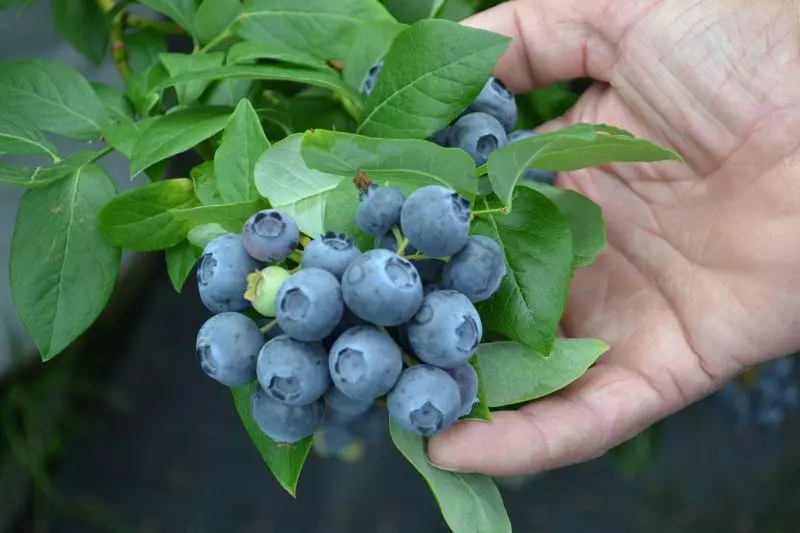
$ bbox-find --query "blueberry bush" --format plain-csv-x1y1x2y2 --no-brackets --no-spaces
0,0,684,530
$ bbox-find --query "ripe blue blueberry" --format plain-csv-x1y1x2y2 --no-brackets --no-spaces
250,386,325,443
324,386,373,417
387,365,461,436
301,232,361,279
362,60,383,96
448,112,508,166
508,130,558,185
429,125,451,146
446,363,480,418
197,234,260,313
242,209,299,262
342,249,423,326
468,77,518,132
400,185,471,258
276,268,344,342
408,290,482,369
195,312,263,387
356,184,405,237
375,233,444,284
441,235,507,302
256,335,330,406
328,325,403,402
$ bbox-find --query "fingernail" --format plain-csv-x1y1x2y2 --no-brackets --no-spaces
425,453,471,473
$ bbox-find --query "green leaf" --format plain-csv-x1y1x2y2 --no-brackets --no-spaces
301,130,477,196
472,187,572,354
202,79,254,107
125,28,167,74
232,382,312,496
382,0,445,23
51,0,109,65
323,176,371,251
139,0,200,36
103,117,156,160
520,182,606,268
254,134,340,237
488,124,683,208
153,65,361,108
522,82,580,128
0,111,58,158
159,52,226,105
165,240,201,292
462,356,491,422
92,83,135,125
194,0,241,45
390,420,511,533
214,99,270,204
0,150,99,189
342,20,407,91
190,161,222,205
226,42,329,70
187,223,228,248
0,60,105,141
235,0,393,61
357,20,509,139
126,63,169,118
611,425,661,478
130,106,231,177
437,0,477,21
476,339,609,407
288,94,355,133
10,165,120,360
98,178,201,251
170,199,266,233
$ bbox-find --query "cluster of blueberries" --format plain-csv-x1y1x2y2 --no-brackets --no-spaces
364,64,557,186
194,181,507,446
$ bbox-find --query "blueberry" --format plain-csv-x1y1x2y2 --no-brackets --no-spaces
375,233,444,284
429,125,451,146
256,335,330,406
197,234,259,313
301,232,361,279
468,77,517,132
324,386,373,416
362,60,383,96
276,268,344,342
356,184,405,237
446,363,480,418
400,185,470,258
242,209,300,262
250,386,325,443
196,312,263,387
508,130,558,185
341,249,423,326
441,236,507,302
449,112,508,166
323,308,369,352
244,266,291,317
329,325,403,402
387,365,461,436
408,290,482,369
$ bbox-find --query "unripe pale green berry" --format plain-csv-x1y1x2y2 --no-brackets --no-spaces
244,266,291,317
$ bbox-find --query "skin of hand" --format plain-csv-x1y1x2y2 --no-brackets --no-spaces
427,0,800,477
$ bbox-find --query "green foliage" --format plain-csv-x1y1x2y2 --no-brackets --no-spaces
166,240,202,292
51,0,109,65
214,99,270,203
0,111,58,159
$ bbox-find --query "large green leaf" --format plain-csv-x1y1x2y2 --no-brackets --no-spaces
322,176,371,251
98,179,200,251
165,240,202,292
0,151,100,189
194,0,241,45
92,83,135,124
520,182,606,268
288,95,355,133
342,20,407,91
214,99,270,203
170,199,266,233
130,106,231,176
139,0,200,36
125,28,167,74
390,421,511,533
202,79,254,108
125,63,169,118
472,187,572,355
226,42,328,70
10,165,119,360
51,0,109,65
254,134,340,237
488,124,682,208
188,223,228,248
0,111,58,158
437,0,477,20
235,0,393,61
476,339,609,407
301,129,477,196
190,161,222,205
232,382,313,497
102,117,157,160
159,52,226,105
0,60,105,141
357,20,509,139
382,0,445,23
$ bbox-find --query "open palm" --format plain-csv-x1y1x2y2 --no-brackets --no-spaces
428,0,800,476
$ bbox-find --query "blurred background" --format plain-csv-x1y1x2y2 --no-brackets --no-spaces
1,1,799,532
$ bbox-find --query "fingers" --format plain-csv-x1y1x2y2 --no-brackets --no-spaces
427,362,675,477
462,0,614,93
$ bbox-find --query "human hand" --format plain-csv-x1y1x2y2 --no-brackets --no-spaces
428,0,800,476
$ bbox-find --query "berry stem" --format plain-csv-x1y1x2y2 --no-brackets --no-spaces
289,265,301,274
289,250,303,264
396,237,410,256
471,206,508,218
260,319,278,335
401,351,418,368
